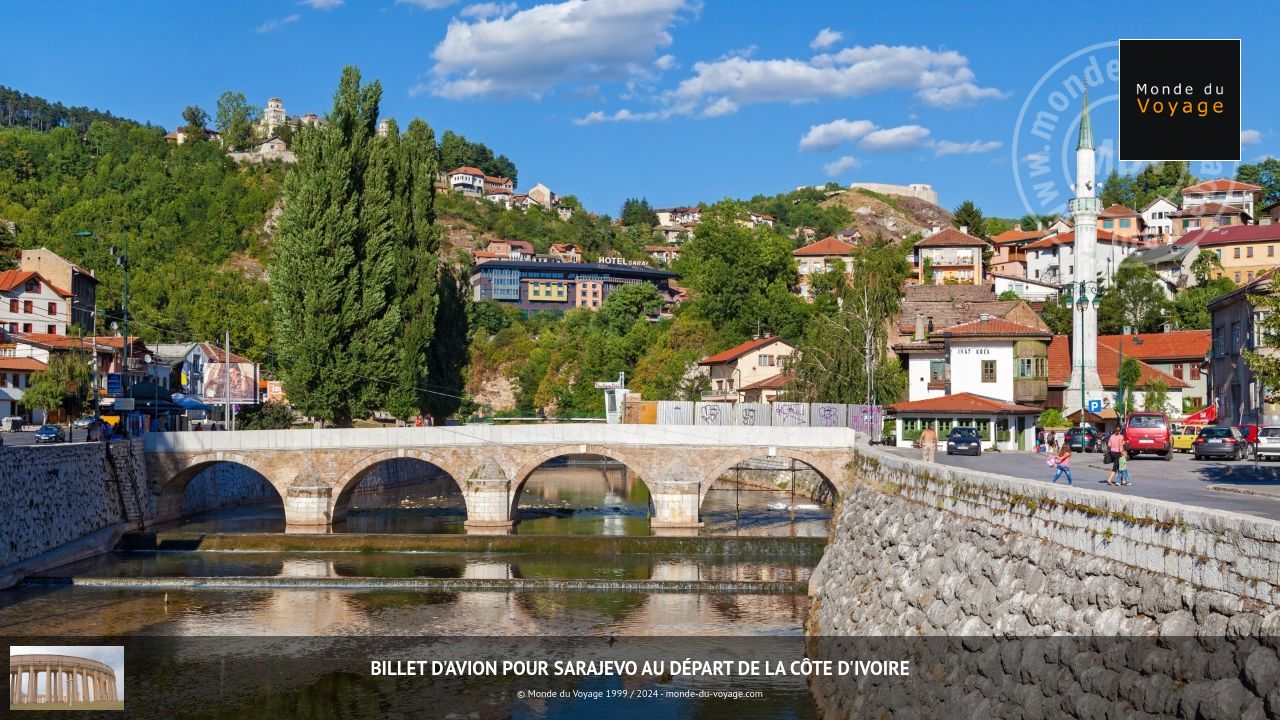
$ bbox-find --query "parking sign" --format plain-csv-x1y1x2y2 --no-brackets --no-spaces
1087,399,1103,414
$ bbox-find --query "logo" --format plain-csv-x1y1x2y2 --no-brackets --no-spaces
1119,39,1240,161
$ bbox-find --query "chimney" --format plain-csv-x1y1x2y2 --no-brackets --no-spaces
914,312,926,341
960,225,969,235
1014,224,1022,231
1036,220,1044,231
979,313,990,322
931,226,941,235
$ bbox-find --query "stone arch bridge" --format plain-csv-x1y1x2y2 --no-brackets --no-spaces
142,424,858,531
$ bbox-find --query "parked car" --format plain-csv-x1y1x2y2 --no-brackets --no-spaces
1235,424,1261,458
946,426,982,456
1065,426,1100,453
1173,425,1206,453
33,424,65,443
1,416,23,432
1124,412,1172,460
1193,426,1248,461
72,415,98,429
1256,426,1280,461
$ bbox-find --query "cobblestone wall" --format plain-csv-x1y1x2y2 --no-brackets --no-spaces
0,441,145,570
807,443,1280,718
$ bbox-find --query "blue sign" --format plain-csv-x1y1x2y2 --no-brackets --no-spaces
1086,399,1103,414
107,373,123,395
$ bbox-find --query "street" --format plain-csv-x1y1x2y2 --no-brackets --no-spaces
1,429,98,448
884,445,1280,522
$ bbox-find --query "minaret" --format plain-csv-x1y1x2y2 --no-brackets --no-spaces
1066,89,1104,417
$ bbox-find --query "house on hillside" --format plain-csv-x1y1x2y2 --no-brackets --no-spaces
447,166,486,197
912,227,988,285
1099,204,1141,240
696,336,796,403
18,248,97,332
1171,203,1250,237
1100,330,1211,411
1180,223,1280,284
0,270,72,336
1181,178,1263,219
793,236,855,300
989,227,1051,277
1023,229,1142,285
1140,197,1179,242
528,183,557,208
990,273,1060,301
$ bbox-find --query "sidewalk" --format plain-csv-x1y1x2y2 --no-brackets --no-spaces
1208,483,1280,500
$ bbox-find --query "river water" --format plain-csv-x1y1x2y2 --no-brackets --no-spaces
0,461,831,718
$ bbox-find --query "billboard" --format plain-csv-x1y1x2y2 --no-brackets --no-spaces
203,361,258,404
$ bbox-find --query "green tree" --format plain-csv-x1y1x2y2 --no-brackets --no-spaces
1245,283,1280,399
1038,297,1073,335
1142,378,1170,413
424,257,469,424
1167,276,1235,329
272,66,399,426
1099,169,1137,208
597,282,663,335
22,351,93,441
619,198,659,227
997,289,1020,301
181,105,210,136
1235,157,1280,206
951,200,988,239
1190,248,1225,283
215,91,258,151
1118,357,1142,416
1098,259,1169,333
1038,408,1069,428
237,401,296,429
789,233,909,404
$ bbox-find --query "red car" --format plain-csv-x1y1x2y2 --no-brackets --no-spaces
1124,412,1172,460
1235,424,1260,458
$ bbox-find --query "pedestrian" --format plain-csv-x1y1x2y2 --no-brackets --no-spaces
918,422,937,463
1052,443,1072,485
1117,448,1131,486
1105,429,1126,486
1046,430,1056,454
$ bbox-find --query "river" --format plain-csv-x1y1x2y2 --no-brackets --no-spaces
0,460,831,718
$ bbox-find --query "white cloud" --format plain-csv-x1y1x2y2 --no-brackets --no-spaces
397,0,458,8
859,124,930,151
660,44,1004,117
1242,129,1263,145
573,108,664,125
256,13,301,32
809,28,843,51
653,54,677,71
428,0,690,99
823,155,860,176
700,97,738,117
459,1,514,17
935,139,1002,156
798,118,876,151
300,0,343,8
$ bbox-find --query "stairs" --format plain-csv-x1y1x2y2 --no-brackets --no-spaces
104,441,145,529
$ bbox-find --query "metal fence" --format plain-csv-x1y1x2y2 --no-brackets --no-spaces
638,400,883,434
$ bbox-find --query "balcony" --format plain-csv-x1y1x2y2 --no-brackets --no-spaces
1013,378,1048,404
700,390,740,402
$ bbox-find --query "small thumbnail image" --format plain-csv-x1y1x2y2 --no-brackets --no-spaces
10,646,124,712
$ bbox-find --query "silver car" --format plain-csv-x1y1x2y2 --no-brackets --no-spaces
1256,426,1280,461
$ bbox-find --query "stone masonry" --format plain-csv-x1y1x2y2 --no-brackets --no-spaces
807,441,1280,718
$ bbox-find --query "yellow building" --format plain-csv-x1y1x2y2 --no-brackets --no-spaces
912,227,988,285
1184,224,1280,284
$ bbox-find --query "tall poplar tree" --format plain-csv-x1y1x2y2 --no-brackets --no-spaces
273,66,388,426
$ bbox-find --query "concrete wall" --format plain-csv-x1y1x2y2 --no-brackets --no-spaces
808,442,1280,717
0,441,147,588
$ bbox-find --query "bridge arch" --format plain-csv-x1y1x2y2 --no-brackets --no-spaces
155,453,286,523
508,444,656,520
330,449,469,522
698,448,843,507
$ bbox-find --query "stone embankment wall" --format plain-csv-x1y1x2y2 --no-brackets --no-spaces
0,441,147,587
808,442,1280,718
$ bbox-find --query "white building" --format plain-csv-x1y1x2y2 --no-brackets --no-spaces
0,270,71,336
991,273,1061,301
447,166,486,197
1023,229,1142,285
1140,197,1179,242
1180,178,1263,220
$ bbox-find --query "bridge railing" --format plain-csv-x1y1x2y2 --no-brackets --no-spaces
142,423,861,453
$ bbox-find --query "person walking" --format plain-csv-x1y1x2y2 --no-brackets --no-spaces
1117,448,1131,486
1045,430,1056,455
1105,429,1126,486
919,423,937,463
1052,444,1072,485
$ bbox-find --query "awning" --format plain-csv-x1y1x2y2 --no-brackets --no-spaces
171,393,212,411
1183,404,1217,424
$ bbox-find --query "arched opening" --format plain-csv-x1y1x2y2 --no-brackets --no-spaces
331,455,466,534
511,452,652,535
156,459,285,533
699,454,838,537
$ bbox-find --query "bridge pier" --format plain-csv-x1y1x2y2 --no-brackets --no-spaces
463,459,516,535
648,463,704,530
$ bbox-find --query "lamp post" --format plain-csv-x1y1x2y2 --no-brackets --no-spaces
74,228,130,435
1063,280,1103,426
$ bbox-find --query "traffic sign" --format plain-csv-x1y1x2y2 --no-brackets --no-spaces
107,373,123,395
1086,399,1103,414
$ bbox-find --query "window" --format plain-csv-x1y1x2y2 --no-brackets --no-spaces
21,323,31,333
24,280,37,292
758,355,775,367
1222,217,1233,226
1235,247,1242,259
1249,272,1255,282
46,325,55,334
929,360,946,384
1214,326,1225,357
1173,363,1184,379
22,300,32,313
1247,246,1254,258
1190,364,1201,380
7,299,15,313
1216,249,1223,259
1120,219,1131,228
1232,321,1242,352
1235,272,1242,283
1102,220,1113,229
981,360,996,383
1270,246,1275,258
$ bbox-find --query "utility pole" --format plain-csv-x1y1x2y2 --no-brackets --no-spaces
225,329,234,431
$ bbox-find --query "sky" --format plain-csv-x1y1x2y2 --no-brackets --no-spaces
6,0,1278,219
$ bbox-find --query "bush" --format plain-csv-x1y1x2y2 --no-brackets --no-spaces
901,428,923,442
236,402,296,430
1038,408,1069,428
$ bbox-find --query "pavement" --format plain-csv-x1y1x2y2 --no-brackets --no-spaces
883,446,1280,522
0,429,101,448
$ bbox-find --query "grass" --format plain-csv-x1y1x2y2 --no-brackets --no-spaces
12,700,124,711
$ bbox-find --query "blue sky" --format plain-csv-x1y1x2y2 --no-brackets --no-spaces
7,1,1277,219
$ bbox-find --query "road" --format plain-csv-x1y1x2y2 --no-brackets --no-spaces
1,429,101,448
883,445,1280,522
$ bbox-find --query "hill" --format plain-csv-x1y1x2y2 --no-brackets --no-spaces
820,187,954,242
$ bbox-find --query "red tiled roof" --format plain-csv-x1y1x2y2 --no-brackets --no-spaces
1179,223,1280,247
889,392,1041,415
197,342,253,364
742,372,791,390
1023,229,1132,249
0,270,71,298
0,357,46,371
936,317,1051,338
914,227,988,248
990,229,1048,244
448,166,486,177
698,336,795,366
1046,335,1188,389
794,236,855,256
1099,204,1138,218
10,332,87,350
1099,330,1211,362
1171,202,1249,218
644,245,679,252
1182,179,1263,194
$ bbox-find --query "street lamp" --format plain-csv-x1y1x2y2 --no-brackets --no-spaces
1063,280,1103,427
75,228,130,436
